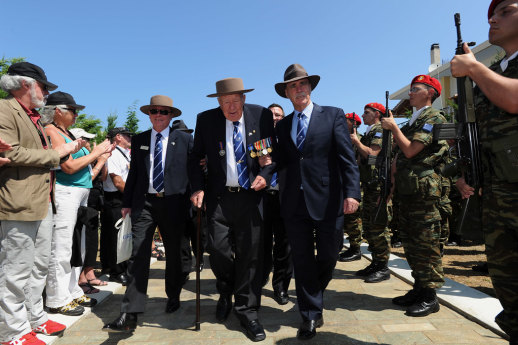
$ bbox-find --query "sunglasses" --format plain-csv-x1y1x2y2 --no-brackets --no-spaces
409,87,427,94
149,109,171,115
64,108,78,114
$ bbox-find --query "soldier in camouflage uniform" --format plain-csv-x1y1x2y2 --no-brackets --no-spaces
349,103,392,282
381,74,449,317
451,1,518,342
339,112,363,262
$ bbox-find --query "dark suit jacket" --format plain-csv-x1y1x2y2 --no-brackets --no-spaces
123,127,193,220
275,103,360,221
188,104,276,212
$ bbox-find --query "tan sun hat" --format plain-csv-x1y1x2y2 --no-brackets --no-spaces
140,95,182,117
275,64,320,98
206,78,254,98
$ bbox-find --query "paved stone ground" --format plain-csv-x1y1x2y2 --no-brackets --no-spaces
52,255,507,345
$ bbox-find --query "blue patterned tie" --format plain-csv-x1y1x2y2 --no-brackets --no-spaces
271,172,277,187
233,121,250,189
153,132,164,192
296,112,307,152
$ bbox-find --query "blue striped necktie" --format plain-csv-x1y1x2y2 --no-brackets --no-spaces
233,121,250,189
271,172,277,187
296,112,307,152
153,132,164,192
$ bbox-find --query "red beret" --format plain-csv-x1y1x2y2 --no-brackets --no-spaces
488,0,505,19
411,75,442,96
364,102,386,114
345,112,362,124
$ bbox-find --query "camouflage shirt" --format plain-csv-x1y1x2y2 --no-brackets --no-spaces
474,57,518,183
396,107,449,173
359,122,383,185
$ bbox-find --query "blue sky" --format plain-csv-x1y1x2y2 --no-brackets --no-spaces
3,0,492,134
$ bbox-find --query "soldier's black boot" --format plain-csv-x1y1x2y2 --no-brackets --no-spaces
339,246,361,262
392,286,421,306
355,260,377,277
405,288,440,317
364,261,390,283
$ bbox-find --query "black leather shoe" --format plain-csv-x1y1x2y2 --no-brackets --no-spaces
241,319,266,342
338,246,361,262
392,288,420,306
165,298,180,313
364,265,390,283
109,273,128,286
355,261,377,277
405,289,440,317
215,295,232,322
102,312,137,333
273,290,289,305
297,317,324,340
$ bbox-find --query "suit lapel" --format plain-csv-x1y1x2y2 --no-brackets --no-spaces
243,105,258,169
165,126,176,168
283,112,300,154
214,109,227,176
143,130,152,177
304,103,322,151
9,98,42,147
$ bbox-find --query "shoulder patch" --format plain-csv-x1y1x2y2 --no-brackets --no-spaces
422,123,434,133
374,132,382,138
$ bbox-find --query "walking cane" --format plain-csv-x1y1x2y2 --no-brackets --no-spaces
195,206,202,331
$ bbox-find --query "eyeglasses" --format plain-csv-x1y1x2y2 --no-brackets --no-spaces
409,87,427,94
63,108,78,114
149,109,171,115
36,81,49,92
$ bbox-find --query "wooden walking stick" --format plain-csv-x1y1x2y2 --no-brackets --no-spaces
195,206,202,331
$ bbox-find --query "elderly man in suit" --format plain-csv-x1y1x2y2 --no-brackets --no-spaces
274,64,360,340
0,62,82,345
103,95,193,333
189,78,276,342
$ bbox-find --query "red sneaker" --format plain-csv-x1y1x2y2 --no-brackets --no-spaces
1,332,45,345
33,319,66,336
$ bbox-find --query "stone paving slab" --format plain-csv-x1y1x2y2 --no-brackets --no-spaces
48,254,508,345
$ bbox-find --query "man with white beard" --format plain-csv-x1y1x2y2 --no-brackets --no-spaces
0,62,83,345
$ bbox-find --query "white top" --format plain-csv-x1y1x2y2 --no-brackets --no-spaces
500,50,518,72
148,127,169,193
103,146,131,192
409,106,430,126
290,101,314,145
225,114,247,187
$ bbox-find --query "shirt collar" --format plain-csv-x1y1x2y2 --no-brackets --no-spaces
294,101,313,118
500,50,518,72
152,126,170,138
409,106,429,126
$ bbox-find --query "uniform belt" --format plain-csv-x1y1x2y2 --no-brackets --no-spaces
225,186,246,193
146,192,165,198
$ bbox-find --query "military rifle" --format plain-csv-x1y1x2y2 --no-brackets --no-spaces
372,91,392,225
433,13,482,235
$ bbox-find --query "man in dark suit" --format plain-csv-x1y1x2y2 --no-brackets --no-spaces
103,95,193,333
189,78,276,342
274,64,360,340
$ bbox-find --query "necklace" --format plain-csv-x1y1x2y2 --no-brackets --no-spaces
51,122,75,139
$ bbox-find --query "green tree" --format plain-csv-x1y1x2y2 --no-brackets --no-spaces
72,113,104,143
0,56,26,99
124,101,139,134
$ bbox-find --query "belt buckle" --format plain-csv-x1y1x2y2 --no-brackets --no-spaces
156,192,164,198
227,186,241,193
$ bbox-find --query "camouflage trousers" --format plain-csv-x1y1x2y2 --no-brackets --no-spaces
398,182,444,289
361,187,391,262
438,177,452,246
343,210,362,248
482,180,518,339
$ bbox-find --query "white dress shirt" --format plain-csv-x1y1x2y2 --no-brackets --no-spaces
226,115,246,187
103,146,131,192
148,127,169,193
